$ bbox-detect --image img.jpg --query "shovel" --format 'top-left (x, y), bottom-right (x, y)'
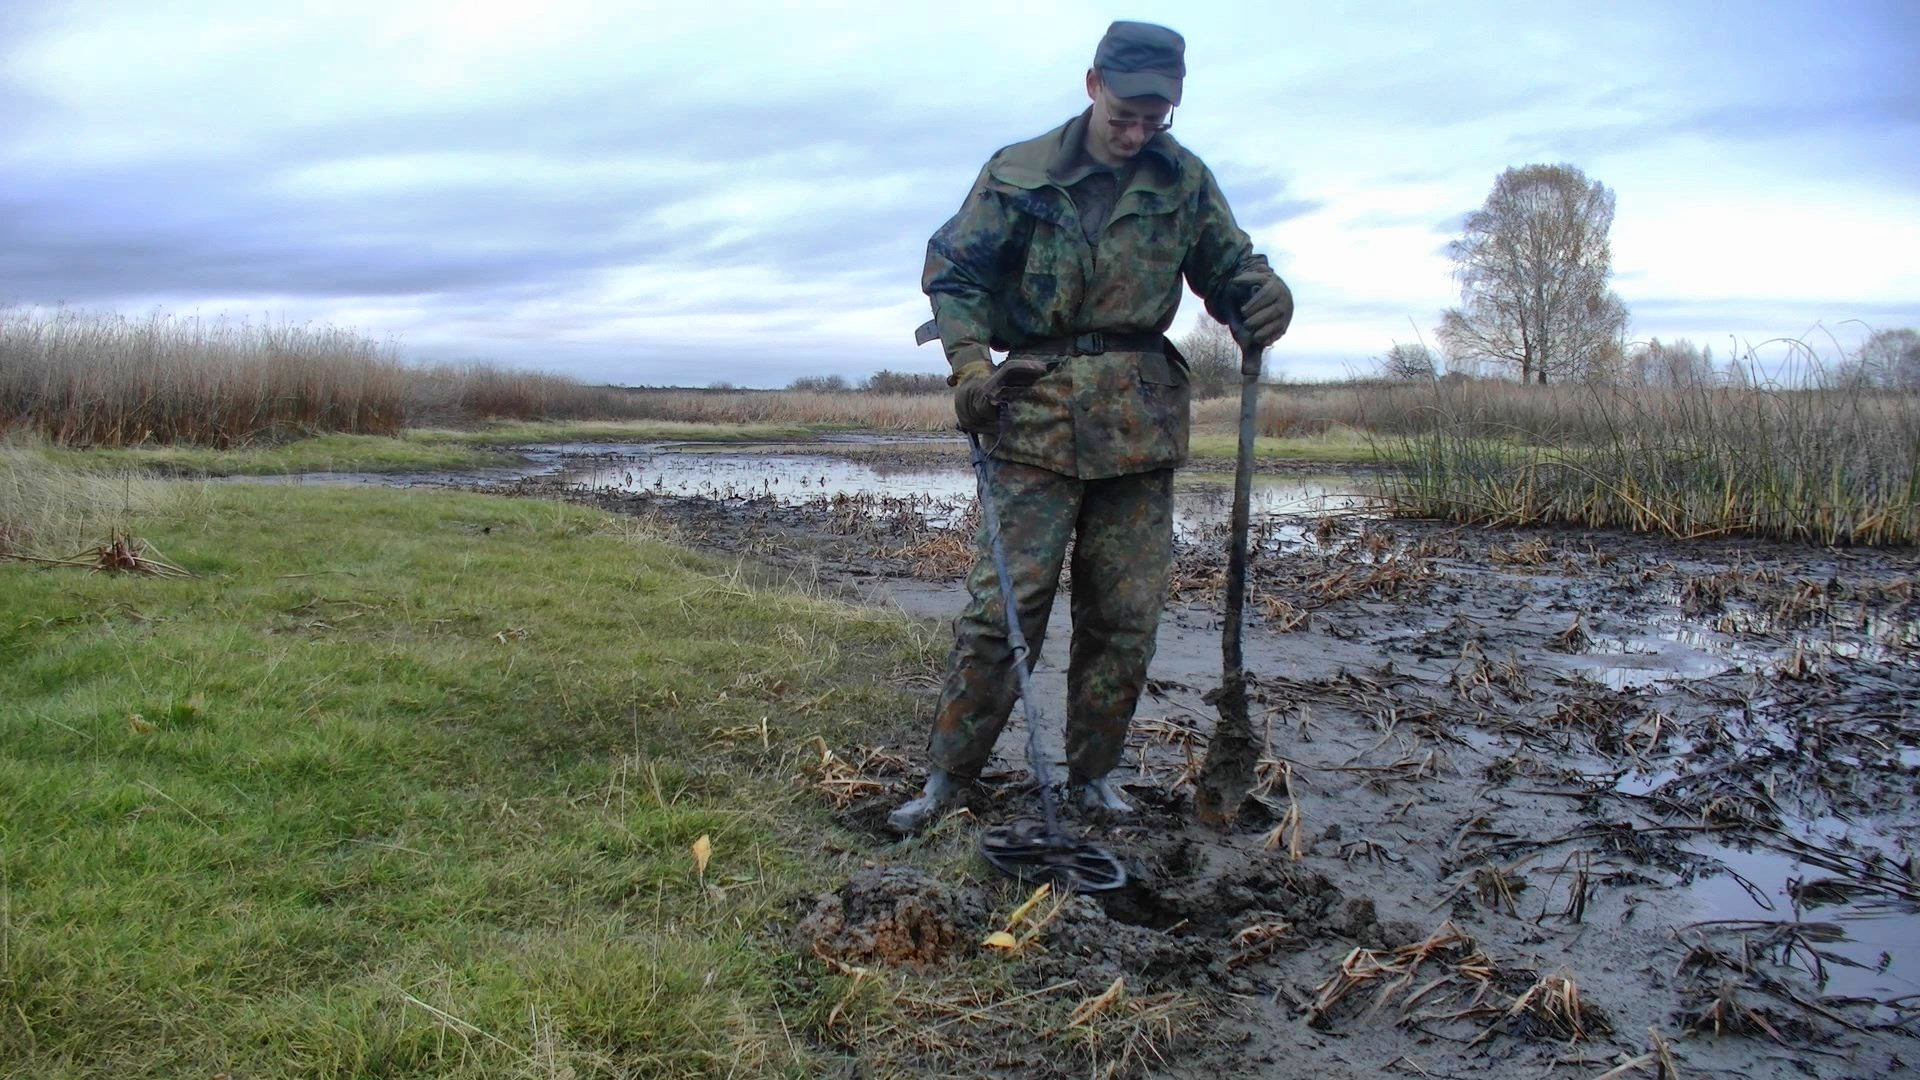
top-left (1192, 319), bottom-right (1263, 828)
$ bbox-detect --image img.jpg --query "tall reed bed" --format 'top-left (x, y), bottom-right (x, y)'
top-left (1, 308), bottom-right (410, 446)
top-left (1192, 378), bottom-right (1747, 442)
top-left (404, 362), bottom-right (660, 424)
top-left (1379, 376), bottom-right (1920, 546)
top-left (0, 308), bottom-right (959, 443)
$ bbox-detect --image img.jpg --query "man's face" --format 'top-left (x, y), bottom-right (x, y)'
top-left (1085, 75), bottom-right (1173, 162)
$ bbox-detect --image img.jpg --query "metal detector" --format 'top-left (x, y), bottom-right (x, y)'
top-left (966, 424), bottom-right (1128, 893)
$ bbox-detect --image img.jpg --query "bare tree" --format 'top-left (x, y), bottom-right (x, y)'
top-left (1437, 164), bottom-right (1629, 384)
top-left (1629, 338), bottom-right (1715, 387)
top-left (788, 373), bottom-right (850, 392)
top-left (1839, 328), bottom-right (1920, 390)
top-left (862, 370), bottom-right (947, 394)
top-left (1378, 341), bottom-right (1437, 381)
top-left (1176, 312), bottom-right (1239, 398)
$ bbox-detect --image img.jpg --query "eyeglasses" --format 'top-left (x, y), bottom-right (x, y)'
top-left (1099, 91), bottom-right (1173, 134)
top-left (1106, 112), bottom-right (1173, 134)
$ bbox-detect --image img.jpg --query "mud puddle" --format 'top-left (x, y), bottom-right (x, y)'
top-left (1681, 832), bottom-right (1920, 1008)
top-left (482, 438), bottom-right (1920, 1075)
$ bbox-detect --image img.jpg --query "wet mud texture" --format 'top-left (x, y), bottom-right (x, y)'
top-left (505, 450), bottom-right (1918, 1079)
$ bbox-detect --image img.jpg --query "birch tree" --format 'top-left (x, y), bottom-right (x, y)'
top-left (1438, 164), bottom-right (1628, 384)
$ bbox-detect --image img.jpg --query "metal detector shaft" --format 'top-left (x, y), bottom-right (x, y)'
top-left (966, 427), bottom-right (1061, 840)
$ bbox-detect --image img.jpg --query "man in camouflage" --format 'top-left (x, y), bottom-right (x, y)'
top-left (888, 21), bottom-right (1294, 834)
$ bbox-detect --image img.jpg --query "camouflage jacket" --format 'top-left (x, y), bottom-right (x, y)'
top-left (923, 108), bottom-right (1271, 479)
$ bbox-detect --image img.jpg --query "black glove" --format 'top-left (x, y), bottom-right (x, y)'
top-left (953, 358), bottom-right (1052, 431)
top-left (1231, 272), bottom-right (1294, 356)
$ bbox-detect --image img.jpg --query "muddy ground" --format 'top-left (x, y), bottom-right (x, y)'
top-left (486, 440), bottom-right (1918, 1079)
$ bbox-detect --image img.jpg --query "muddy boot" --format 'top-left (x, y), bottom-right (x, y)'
top-left (887, 771), bottom-right (962, 835)
top-left (1070, 775), bottom-right (1135, 817)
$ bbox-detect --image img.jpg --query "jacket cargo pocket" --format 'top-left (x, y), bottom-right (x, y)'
top-left (1137, 348), bottom-right (1186, 386)
top-left (1135, 347), bottom-right (1191, 466)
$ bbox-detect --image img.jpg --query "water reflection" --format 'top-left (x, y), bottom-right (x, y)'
top-left (550, 445), bottom-right (1366, 536)
top-left (1681, 834), bottom-right (1920, 1010)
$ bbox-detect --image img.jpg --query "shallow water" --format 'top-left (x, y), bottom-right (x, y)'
top-left (1580, 616), bottom-right (1916, 690)
top-left (1681, 832), bottom-right (1920, 1009)
top-left (546, 443), bottom-right (1366, 536)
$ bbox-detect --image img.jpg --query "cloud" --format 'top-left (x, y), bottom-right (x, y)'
top-left (1, 0), bottom-right (1915, 387)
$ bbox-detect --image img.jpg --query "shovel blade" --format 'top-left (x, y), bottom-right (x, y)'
top-left (1193, 672), bottom-right (1259, 827)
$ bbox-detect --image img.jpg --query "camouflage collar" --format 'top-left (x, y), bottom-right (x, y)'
top-left (988, 109), bottom-right (1182, 192)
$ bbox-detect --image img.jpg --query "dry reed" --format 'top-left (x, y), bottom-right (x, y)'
top-left (1376, 358), bottom-right (1920, 545)
top-left (1, 307), bottom-right (409, 446)
top-left (0, 307), bottom-right (957, 446)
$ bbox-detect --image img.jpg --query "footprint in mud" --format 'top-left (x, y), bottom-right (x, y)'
top-left (1099, 859), bottom-right (1345, 941)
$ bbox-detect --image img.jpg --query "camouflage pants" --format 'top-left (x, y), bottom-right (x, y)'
top-left (927, 459), bottom-right (1173, 781)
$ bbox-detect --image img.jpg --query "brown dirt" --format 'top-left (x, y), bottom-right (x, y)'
top-left (486, 443), bottom-right (1920, 1079)
top-left (798, 866), bottom-right (989, 968)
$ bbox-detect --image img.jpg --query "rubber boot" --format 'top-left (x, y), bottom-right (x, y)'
top-left (1070, 775), bottom-right (1135, 817)
top-left (887, 771), bottom-right (961, 835)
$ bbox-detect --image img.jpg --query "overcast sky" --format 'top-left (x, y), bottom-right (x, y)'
top-left (3, 0), bottom-right (1916, 386)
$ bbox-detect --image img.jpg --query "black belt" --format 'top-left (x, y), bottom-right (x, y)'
top-left (1008, 331), bottom-right (1164, 357)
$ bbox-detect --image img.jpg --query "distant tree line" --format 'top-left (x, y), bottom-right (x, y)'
top-left (787, 370), bottom-right (951, 394)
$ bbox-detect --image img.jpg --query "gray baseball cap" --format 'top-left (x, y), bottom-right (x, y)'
top-left (1093, 21), bottom-right (1185, 105)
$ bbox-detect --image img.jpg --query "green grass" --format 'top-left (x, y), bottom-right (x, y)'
top-left (36, 422), bottom-right (833, 478)
top-left (42, 433), bottom-right (524, 477)
top-left (1186, 429), bottom-right (1390, 464)
top-left (0, 482), bottom-right (942, 1077)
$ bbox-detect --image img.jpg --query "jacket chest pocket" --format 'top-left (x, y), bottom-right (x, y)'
top-left (1092, 208), bottom-right (1188, 311)
top-left (1016, 217), bottom-right (1086, 326)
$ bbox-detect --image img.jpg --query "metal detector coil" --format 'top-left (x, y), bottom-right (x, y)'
top-left (981, 820), bottom-right (1129, 892)
top-left (966, 422), bottom-right (1128, 893)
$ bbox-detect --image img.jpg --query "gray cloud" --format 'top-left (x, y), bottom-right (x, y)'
top-left (2, 1), bottom-right (1914, 386)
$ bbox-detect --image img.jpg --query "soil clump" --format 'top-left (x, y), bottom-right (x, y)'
top-left (798, 866), bottom-right (988, 968)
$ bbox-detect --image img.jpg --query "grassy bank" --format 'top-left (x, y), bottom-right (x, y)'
top-left (409, 419), bottom-right (825, 446)
top-left (36, 433), bottom-right (523, 478)
top-left (0, 475), bottom-right (941, 1076)
top-left (1187, 427), bottom-right (1386, 465)
top-left (0, 443), bottom-right (182, 557)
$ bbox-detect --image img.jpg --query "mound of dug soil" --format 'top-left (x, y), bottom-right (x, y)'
top-left (797, 866), bottom-right (988, 968)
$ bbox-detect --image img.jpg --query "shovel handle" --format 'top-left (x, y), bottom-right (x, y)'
top-left (1221, 301), bottom-right (1262, 683)
top-left (1222, 336), bottom-right (1259, 682)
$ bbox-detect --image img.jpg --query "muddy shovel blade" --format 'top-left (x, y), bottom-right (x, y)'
top-left (1193, 336), bottom-right (1263, 828)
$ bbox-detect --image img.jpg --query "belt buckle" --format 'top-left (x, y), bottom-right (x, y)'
top-left (1073, 332), bottom-right (1105, 355)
